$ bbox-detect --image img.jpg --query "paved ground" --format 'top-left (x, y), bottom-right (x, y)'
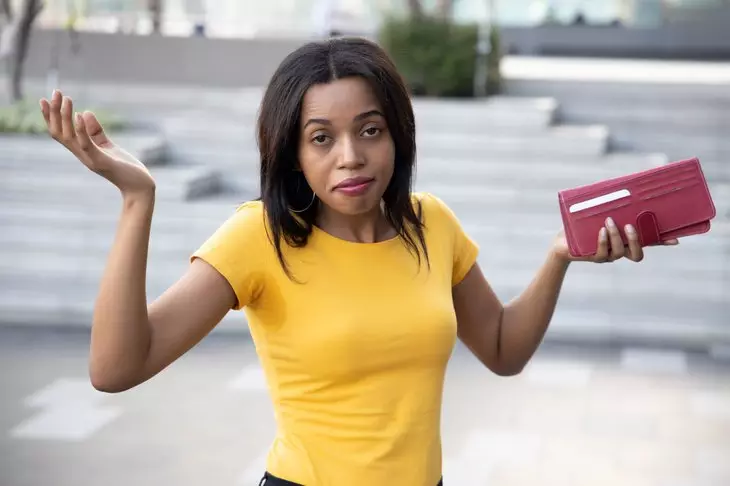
top-left (1, 326), bottom-right (729, 486)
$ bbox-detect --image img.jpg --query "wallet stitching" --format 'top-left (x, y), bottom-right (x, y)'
top-left (561, 159), bottom-right (700, 204)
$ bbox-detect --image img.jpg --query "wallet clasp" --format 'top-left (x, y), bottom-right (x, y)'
top-left (636, 211), bottom-right (661, 246)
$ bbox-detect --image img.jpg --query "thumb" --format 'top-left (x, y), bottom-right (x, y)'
top-left (81, 111), bottom-right (112, 147)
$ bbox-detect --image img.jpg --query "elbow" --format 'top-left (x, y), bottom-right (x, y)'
top-left (90, 374), bottom-right (131, 394)
top-left (89, 364), bottom-right (139, 394)
top-left (493, 364), bottom-right (525, 377)
top-left (490, 359), bottom-right (527, 377)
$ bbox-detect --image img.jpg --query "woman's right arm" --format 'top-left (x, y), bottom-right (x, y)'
top-left (90, 193), bottom-right (236, 393)
top-left (41, 90), bottom-right (236, 393)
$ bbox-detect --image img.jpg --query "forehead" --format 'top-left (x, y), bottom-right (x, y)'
top-left (300, 77), bottom-right (381, 121)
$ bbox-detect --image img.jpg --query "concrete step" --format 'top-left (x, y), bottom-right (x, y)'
top-left (10, 78), bottom-right (265, 112)
top-left (164, 96), bottom-right (558, 137)
top-left (1, 213), bottom-right (727, 271)
top-left (417, 125), bottom-right (609, 158)
top-left (162, 123), bottom-right (610, 159)
top-left (164, 145), bottom-right (661, 177)
top-left (0, 132), bottom-right (168, 166)
top-left (0, 289), bottom-right (727, 351)
top-left (504, 75), bottom-right (730, 108)
top-left (502, 74), bottom-right (730, 183)
top-left (162, 150), bottom-right (666, 193)
top-left (1, 189), bottom-right (727, 238)
top-left (557, 102), bottom-right (730, 135)
top-left (1, 262), bottom-right (727, 333)
top-left (0, 165), bottom-right (222, 202)
top-left (2, 237), bottom-right (726, 298)
top-left (413, 96), bottom-right (557, 131)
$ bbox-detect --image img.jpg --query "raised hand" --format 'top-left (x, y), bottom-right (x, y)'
top-left (39, 90), bottom-right (156, 198)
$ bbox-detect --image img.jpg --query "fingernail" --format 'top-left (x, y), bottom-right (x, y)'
top-left (600, 227), bottom-right (608, 240)
top-left (606, 217), bottom-right (616, 227)
top-left (625, 224), bottom-right (635, 234)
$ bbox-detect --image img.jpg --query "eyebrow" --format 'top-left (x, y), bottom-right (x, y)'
top-left (303, 110), bottom-right (384, 129)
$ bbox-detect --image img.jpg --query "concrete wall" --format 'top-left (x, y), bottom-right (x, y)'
top-left (22, 30), bottom-right (306, 88)
top-left (499, 20), bottom-right (730, 59)
top-left (18, 20), bottom-right (730, 91)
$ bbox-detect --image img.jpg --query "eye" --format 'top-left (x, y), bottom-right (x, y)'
top-left (311, 133), bottom-right (330, 145)
top-left (362, 126), bottom-right (381, 137)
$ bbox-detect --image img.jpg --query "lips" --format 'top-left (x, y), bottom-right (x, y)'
top-left (334, 176), bottom-right (374, 190)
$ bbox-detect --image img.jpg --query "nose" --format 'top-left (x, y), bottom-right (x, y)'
top-left (336, 135), bottom-right (364, 170)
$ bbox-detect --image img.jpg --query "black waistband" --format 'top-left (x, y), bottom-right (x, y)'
top-left (259, 472), bottom-right (444, 486)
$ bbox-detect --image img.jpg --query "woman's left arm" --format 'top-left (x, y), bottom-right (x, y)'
top-left (452, 251), bottom-right (569, 377)
top-left (454, 218), bottom-right (678, 376)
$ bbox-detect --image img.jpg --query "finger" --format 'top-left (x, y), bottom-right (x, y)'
top-left (605, 217), bottom-right (625, 260)
top-left (663, 238), bottom-right (679, 246)
top-left (74, 112), bottom-right (94, 152)
top-left (74, 112), bottom-right (106, 172)
top-left (60, 96), bottom-right (75, 141)
top-left (82, 111), bottom-right (111, 147)
top-left (594, 227), bottom-right (610, 262)
top-left (624, 224), bottom-right (644, 262)
top-left (48, 90), bottom-right (63, 139)
top-left (39, 99), bottom-right (51, 125)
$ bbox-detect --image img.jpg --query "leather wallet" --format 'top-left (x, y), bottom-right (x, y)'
top-left (558, 157), bottom-right (716, 257)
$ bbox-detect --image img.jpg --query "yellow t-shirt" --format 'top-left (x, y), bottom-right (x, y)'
top-left (192, 192), bottom-right (479, 485)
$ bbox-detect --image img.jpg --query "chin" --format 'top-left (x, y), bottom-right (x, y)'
top-left (324, 190), bottom-right (384, 216)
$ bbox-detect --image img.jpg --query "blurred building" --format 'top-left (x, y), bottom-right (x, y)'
top-left (30, 0), bottom-right (730, 37)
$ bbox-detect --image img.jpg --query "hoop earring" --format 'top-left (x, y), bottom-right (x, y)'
top-left (289, 175), bottom-right (317, 213)
top-left (290, 191), bottom-right (316, 213)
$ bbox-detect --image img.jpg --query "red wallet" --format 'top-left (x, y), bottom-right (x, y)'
top-left (558, 157), bottom-right (716, 257)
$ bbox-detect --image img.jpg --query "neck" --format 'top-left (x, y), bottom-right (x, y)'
top-left (317, 204), bottom-right (394, 243)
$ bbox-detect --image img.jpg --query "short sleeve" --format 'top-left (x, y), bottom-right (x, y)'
top-left (421, 193), bottom-right (480, 286)
top-left (190, 201), bottom-right (269, 310)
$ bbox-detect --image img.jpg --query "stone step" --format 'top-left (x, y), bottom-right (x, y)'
top-left (0, 132), bottom-right (168, 166)
top-left (1, 191), bottom-right (727, 240)
top-left (1, 215), bottom-right (726, 272)
top-left (0, 165), bottom-right (222, 202)
top-left (165, 151), bottom-right (666, 193)
top-left (162, 96), bottom-right (557, 137)
top-left (1, 290), bottom-right (727, 351)
top-left (558, 102), bottom-right (730, 135)
top-left (2, 244), bottom-right (726, 302)
top-left (165, 146), bottom-right (662, 180)
top-left (26, 77), bottom-right (559, 123)
top-left (1, 264), bottom-right (727, 332)
top-left (0, 144), bottom-right (662, 173)
top-left (2, 205), bottom-right (726, 248)
top-left (162, 124), bottom-right (610, 159)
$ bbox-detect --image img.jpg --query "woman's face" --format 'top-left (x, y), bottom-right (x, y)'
top-left (297, 76), bottom-right (395, 217)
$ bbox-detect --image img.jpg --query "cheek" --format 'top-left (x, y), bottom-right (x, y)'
top-left (298, 149), bottom-right (329, 192)
top-left (377, 140), bottom-right (396, 177)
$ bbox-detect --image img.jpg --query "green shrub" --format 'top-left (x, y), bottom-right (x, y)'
top-left (379, 15), bottom-right (502, 98)
top-left (0, 100), bottom-right (126, 135)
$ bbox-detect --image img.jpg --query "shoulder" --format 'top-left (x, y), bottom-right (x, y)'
top-left (191, 200), bottom-right (273, 309)
top-left (221, 200), bottom-right (269, 241)
top-left (410, 191), bottom-right (460, 227)
top-left (193, 200), bottom-right (271, 259)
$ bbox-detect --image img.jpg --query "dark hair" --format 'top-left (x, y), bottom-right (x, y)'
top-left (256, 36), bottom-right (428, 277)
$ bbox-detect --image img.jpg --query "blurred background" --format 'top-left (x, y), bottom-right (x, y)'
top-left (1, 1), bottom-right (729, 485)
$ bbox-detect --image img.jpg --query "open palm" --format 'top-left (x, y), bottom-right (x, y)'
top-left (40, 90), bottom-right (156, 196)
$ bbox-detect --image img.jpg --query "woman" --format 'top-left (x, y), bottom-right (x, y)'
top-left (39, 37), bottom-right (677, 486)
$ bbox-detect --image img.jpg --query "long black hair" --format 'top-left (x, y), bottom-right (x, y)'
top-left (256, 36), bottom-right (428, 277)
